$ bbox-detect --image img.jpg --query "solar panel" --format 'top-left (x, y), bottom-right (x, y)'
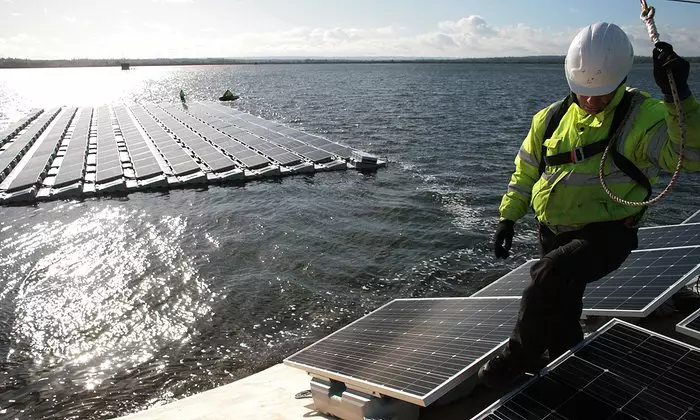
top-left (684, 209), bottom-right (700, 224)
top-left (471, 260), bottom-right (536, 298)
top-left (677, 307), bottom-right (700, 341)
top-left (474, 319), bottom-right (700, 420)
top-left (284, 297), bottom-right (521, 407)
top-left (638, 223), bottom-right (700, 250)
top-left (467, 247), bottom-right (700, 318)
top-left (582, 246), bottom-right (700, 317)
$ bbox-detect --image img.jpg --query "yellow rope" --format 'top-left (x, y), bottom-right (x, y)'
top-left (598, 1), bottom-right (686, 207)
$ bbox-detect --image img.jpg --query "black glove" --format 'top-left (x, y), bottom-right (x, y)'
top-left (493, 220), bottom-right (515, 259)
top-left (653, 42), bottom-right (691, 101)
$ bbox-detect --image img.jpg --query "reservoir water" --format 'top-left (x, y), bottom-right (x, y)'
top-left (1, 62), bottom-right (699, 419)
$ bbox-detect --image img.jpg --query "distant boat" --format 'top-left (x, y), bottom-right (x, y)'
top-left (219, 89), bottom-right (239, 101)
top-left (120, 62), bottom-right (130, 70)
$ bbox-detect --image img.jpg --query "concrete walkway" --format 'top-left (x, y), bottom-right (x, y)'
top-left (116, 364), bottom-right (330, 420)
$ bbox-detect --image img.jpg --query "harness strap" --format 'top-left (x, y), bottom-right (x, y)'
top-left (537, 90), bottom-right (652, 220)
top-left (544, 138), bottom-right (609, 165)
top-left (539, 94), bottom-right (573, 176)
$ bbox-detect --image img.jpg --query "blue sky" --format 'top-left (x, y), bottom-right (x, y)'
top-left (1, 0), bottom-right (699, 59)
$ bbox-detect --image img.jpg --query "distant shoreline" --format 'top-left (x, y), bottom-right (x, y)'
top-left (2, 56), bottom-right (695, 69)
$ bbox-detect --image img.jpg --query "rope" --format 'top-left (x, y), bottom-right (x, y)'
top-left (598, 1), bottom-right (686, 207)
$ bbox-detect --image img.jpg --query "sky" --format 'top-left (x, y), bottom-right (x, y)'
top-left (1, 0), bottom-right (699, 59)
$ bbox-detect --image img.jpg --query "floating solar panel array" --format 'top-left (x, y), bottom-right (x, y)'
top-left (0, 103), bottom-right (384, 204)
top-left (285, 297), bottom-right (521, 407)
top-left (474, 319), bottom-right (700, 420)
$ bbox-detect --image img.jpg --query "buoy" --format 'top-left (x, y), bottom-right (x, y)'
top-left (219, 89), bottom-right (239, 101)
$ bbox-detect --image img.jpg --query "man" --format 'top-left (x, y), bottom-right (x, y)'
top-left (478, 22), bottom-right (700, 388)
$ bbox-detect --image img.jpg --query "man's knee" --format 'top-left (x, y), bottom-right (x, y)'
top-left (529, 256), bottom-right (560, 288)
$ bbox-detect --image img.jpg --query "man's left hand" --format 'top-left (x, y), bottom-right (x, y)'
top-left (653, 42), bottom-right (691, 100)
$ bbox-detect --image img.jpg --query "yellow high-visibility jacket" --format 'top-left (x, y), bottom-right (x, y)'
top-left (499, 84), bottom-right (700, 227)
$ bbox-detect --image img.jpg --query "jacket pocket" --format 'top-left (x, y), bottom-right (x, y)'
top-left (543, 137), bottom-right (563, 157)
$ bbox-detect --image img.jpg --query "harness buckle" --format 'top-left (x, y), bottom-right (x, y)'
top-left (571, 147), bottom-right (585, 163)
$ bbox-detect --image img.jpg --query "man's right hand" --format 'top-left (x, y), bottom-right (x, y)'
top-left (493, 220), bottom-right (515, 259)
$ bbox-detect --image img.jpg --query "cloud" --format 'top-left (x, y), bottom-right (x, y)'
top-left (64, 16), bottom-right (76, 23)
top-left (0, 33), bottom-right (43, 57)
top-left (3, 15), bottom-right (700, 59)
top-left (205, 17), bottom-right (575, 58)
top-left (438, 16), bottom-right (498, 38)
top-left (11, 12), bottom-right (20, 16)
top-left (151, 0), bottom-right (193, 3)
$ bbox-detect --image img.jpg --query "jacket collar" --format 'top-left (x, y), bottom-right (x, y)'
top-left (572, 84), bottom-right (628, 127)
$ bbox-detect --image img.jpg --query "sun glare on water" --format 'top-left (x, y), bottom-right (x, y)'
top-left (0, 66), bottom-right (176, 124)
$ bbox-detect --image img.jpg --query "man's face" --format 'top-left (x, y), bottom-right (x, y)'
top-left (575, 91), bottom-right (616, 115)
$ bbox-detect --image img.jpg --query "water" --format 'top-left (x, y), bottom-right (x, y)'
top-left (1, 63), bottom-right (699, 419)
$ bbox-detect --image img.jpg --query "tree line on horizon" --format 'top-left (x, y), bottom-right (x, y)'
top-left (0, 56), bottom-right (698, 69)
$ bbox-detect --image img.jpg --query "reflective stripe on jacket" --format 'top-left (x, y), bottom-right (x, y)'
top-left (499, 84), bottom-right (700, 227)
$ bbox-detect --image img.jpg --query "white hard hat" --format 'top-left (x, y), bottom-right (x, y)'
top-left (565, 22), bottom-right (634, 96)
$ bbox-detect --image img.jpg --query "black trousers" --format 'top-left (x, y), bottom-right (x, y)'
top-left (503, 220), bottom-right (638, 368)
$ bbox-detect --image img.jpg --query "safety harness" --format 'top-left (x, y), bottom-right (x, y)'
top-left (537, 91), bottom-right (653, 218)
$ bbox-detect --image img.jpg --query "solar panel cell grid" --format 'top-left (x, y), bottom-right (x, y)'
top-left (468, 246), bottom-right (700, 317)
top-left (194, 103), bottom-right (348, 163)
top-left (637, 223), bottom-right (700, 249)
top-left (582, 246), bottom-right (700, 316)
top-left (474, 320), bottom-right (700, 420)
top-left (472, 260), bottom-right (536, 298)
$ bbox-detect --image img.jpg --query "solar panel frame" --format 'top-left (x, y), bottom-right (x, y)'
top-left (683, 209), bottom-right (700, 224)
top-left (471, 260), bottom-right (536, 298)
top-left (473, 318), bottom-right (700, 420)
top-left (637, 222), bottom-right (700, 250)
top-left (676, 307), bottom-right (700, 341)
top-left (284, 296), bottom-right (521, 407)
